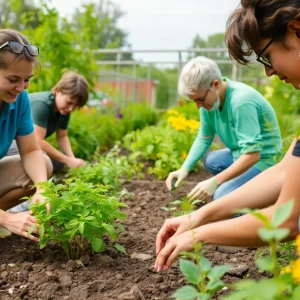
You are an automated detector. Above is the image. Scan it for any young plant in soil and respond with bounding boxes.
[224,199,300,300]
[172,242,230,300]
[161,196,201,216]
[69,144,136,192]
[27,178,127,260]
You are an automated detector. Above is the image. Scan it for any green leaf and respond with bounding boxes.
[255,257,274,272]
[169,200,182,205]
[271,199,294,228]
[79,222,85,234]
[171,285,200,300]
[258,228,290,242]
[92,237,105,252]
[208,265,230,280]
[27,224,37,236]
[291,285,300,299]
[147,144,154,154]
[39,224,45,239]
[115,243,127,255]
[102,223,118,240]
[224,278,289,300]
[196,294,210,300]
[199,257,211,273]
[206,279,225,292]
[179,259,201,285]
[116,223,126,233]
[161,207,170,211]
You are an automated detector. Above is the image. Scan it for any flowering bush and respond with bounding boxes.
[123,109,203,179]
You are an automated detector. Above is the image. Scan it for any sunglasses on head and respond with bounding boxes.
[0,41,39,57]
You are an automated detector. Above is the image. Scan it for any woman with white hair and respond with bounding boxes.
[166,56,282,201]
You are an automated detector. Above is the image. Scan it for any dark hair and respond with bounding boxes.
[52,71,89,107]
[225,0,300,64]
[0,29,37,68]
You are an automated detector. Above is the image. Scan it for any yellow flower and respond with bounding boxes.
[292,259,300,284]
[182,151,188,159]
[296,235,300,256]
[284,93,290,99]
[167,109,179,115]
[281,266,292,275]
[187,119,200,132]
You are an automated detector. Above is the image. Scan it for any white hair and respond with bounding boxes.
[178,56,222,98]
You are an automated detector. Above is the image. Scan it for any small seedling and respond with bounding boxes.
[161,196,201,216]
[172,242,230,300]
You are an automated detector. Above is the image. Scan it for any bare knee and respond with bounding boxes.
[44,155,53,178]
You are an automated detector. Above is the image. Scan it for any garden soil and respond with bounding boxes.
[0,170,264,300]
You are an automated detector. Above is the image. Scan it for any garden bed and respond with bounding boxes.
[0,171,262,300]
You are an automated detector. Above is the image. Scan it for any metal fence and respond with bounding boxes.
[94,48,266,108]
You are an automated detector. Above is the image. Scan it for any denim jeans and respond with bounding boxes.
[204,148,261,200]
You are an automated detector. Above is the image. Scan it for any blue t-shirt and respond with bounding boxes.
[0,91,34,159]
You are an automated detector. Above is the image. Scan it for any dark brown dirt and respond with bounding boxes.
[0,171,262,300]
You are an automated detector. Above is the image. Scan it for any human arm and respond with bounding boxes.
[166,110,214,190]
[0,210,39,242]
[188,152,260,201]
[155,139,299,270]
[34,125,85,168]
[56,129,86,166]
[16,132,48,194]
[188,103,266,200]
[181,108,214,171]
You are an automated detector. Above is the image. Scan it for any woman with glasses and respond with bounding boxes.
[0,29,52,241]
[166,56,281,202]
[155,0,300,273]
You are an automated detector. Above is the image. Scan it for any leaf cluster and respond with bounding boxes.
[161,197,201,217]
[69,144,135,191]
[172,256,230,300]
[29,178,127,260]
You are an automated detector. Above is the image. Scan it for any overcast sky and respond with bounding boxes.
[50,0,241,62]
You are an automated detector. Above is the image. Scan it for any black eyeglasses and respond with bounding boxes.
[256,39,274,68]
[186,83,212,104]
[0,41,39,57]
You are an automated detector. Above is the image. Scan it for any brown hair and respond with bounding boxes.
[0,29,37,68]
[225,0,300,64]
[52,71,89,107]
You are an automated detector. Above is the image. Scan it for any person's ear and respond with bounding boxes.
[212,80,220,89]
[287,20,300,38]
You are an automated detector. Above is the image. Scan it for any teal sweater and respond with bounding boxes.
[182,78,282,172]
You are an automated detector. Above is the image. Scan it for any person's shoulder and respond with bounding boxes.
[29,91,54,108]
[227,79,265,107]
[29,91,53,103]
[15,90,30,108]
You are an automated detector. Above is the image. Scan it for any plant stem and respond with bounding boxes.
[271,242,279,278]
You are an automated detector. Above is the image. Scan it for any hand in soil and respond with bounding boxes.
[156,214,198,255]
[2,211,39,242]
[155,229,199,272]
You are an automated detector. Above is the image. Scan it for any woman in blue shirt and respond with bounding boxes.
[0,29,52,241]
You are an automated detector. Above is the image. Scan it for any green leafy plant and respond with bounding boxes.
[223,199,298,300]
[47,103,158,161]
[28,179,127,260]
[172,242,230,300]
[69,144,136,192]
[161,196,201,216]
